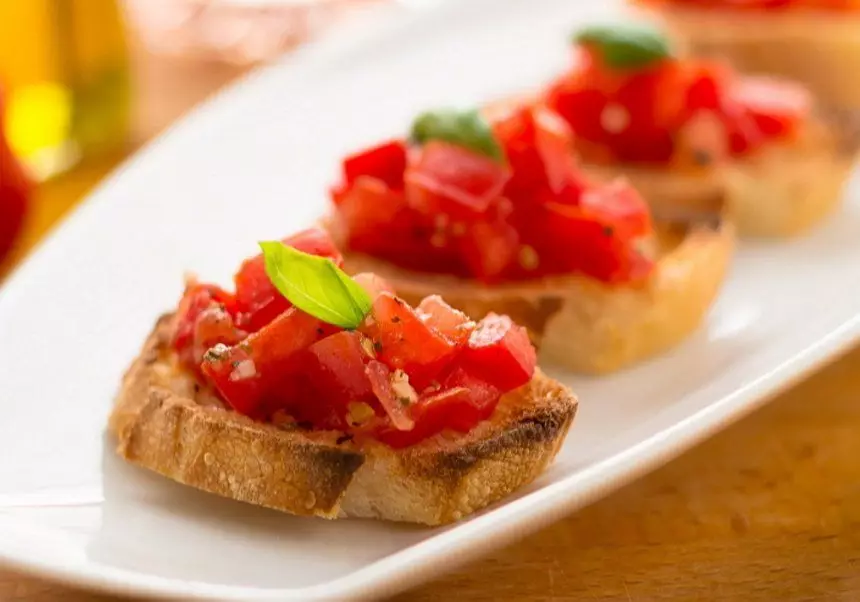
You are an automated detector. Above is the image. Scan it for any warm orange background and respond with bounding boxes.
[3,29,860,602]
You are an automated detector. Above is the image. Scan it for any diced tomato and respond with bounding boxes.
[542,201,653,283]
[190,305,245,367]
[360,292,458,390]
[172,282,237,362]
[459,214,519,282]
[201,307,335,416]
[460,313,536,391]
[352,272,395,301]
[373,369,500,448]
[730,76,810,139]
[365,360,415,431]
[578,180,652,240]
[294,331,375,430]
[532,104,583,198]
[0,93,30,266]
[342,139,408,190]
[404,141,511,219]
[234,228,342,332]
[719,96,764,155]
[417,295,474,347]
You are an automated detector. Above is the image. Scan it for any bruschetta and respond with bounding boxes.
[634,0,860,110]
[108,228,578,526]
[544,23,860,238]
[327,103,734,374]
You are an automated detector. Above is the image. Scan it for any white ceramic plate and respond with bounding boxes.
[2,0,860,599]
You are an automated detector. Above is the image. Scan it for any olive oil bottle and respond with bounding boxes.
[0,0,130,180]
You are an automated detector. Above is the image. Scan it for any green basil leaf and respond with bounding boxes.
[259,241,372,329]
[410,108,505,162]
[574,24,671,69]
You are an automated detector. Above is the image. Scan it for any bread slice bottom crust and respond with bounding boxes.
[582,114,859,238]
[647,7,860,109]
[341,214,733,375]
[108,315,578,526]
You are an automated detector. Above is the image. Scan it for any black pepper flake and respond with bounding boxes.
[193,383,201,393]
[336,434,354,445]
[373,341,384,354]
[231,360,241,368]
[602,225,614,237]
[398,397,412,407]
[316,327,325,335]
[240,341,252,352]
[391,316,401,323]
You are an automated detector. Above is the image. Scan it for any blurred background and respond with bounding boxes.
[0,0,383,281]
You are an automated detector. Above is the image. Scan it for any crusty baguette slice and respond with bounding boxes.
[339,209,733,375]
[641,5,860,110]
[581,112,859,238]
[109,315,578,526]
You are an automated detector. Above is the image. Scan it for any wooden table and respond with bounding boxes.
[4,41,860,602]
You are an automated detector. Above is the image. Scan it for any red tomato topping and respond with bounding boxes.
[460,313,536,391]
[641,0,859,10]
[417,295,475,347]
[341,139,408,191]
[365,360,416,431]
[545,43,807,166]
[359,292,459,390]
[234,228,343,332]
[172,282,238,368]
[404,140,511,219]
[201,307,335,417]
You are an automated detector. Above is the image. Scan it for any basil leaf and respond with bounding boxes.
[410,108,505,162]
[574,24,671,69]
[259,241,372,329]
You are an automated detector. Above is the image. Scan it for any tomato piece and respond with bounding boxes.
[719,96,764,155]
[459,213,519,283]
[234,228,342,332]
[579,180,653,240]
[404,141,511,219]
[532,104,584,199]
[342,139,408,190]
[460,313,536,391]
[360,292,458,390]
[352,272,395,301]
[201,307,334,416]
[190,305,245,367]
[293,331,376,430]
[417,295,475,347]
[172,282,237,363]
[373,369,500,448]
[730,76,810,139]
[365,360,415,431]
[543,202,653,283]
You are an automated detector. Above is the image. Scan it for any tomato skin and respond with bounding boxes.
[342,139,408,191]
[234,228,343,332]
[460,313,536,391]
[360,292,458,391]
[405,141,511,219]
[201,307,335,417]
[459,213,520,283]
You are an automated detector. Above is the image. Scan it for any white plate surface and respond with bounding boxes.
[2,0,860,599]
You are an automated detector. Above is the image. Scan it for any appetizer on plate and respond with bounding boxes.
[544,23,860,238]
[328,103,733,374]
[108,228,577,526]
[634,0,860,110]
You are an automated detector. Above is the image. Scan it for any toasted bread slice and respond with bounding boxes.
[642,5,860,110]
[109,315,578,526]
[338,208,733,375]
[582,112,859,238]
